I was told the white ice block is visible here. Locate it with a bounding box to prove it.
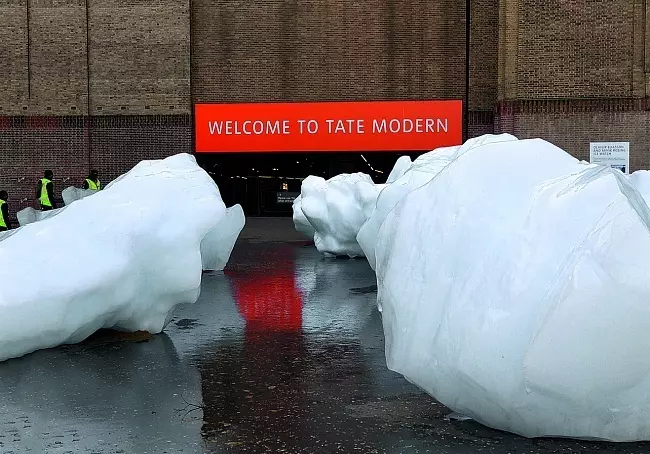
[299,173,380,257]
[0,153,243,361]
[376,137,650,441]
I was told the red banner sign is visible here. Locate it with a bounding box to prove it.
[194,100,462,153]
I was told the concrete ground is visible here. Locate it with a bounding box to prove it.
[0,217,649,453]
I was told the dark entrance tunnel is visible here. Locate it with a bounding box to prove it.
[194,152,419,216]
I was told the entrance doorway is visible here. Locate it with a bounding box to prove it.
[194,152,413,216]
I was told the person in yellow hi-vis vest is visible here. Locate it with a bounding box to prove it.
[36,170,56,211]
[82,169,101,191]
[0,190,9,231]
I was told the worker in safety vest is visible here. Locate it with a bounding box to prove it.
[36,170,56,211]
[82,169,101,191]
[0,190,9,231]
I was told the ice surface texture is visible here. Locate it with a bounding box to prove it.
[376,137,650,441]
[0,154,242,361]
[358,134,518,270]
[201,204,245,271]
[385,155,412,184]
[10,185,242,272]
[17,206,62,226]
[299,173,380,257]
[292,195,316,238]
[629,170,650,202]
[62,186,96,206]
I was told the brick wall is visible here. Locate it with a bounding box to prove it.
[498,0,642,101]
[495,99,650,170]
[0,0,88,116]
[494,0,649,168]
[0,115,191,223]
[89,0,191,115]
[0,0,190,116]
[469,0,498,111]
[191,0,468,103]
[89,115,192,179]
[0,116,88,221]
[0,0,192,222]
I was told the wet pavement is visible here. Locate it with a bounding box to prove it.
[1,218,650,453]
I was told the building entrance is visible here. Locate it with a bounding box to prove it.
[195,152,411,216]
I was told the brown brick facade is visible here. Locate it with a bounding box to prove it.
[494,0,650,169]
[495,98,650,170]
[2,0,650,220]
[0,0,190,116]
[191,0,468,103]
[502,0,638,99]
[0,115,191,220]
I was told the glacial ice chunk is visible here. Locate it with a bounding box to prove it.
[376,137,650,441]
[201,204,245,271]
[17,206,63,227]
[15,185,96,229]
[292,195,315,239]
[385,156,412,184]
[299,173,380,257]
[358,134,518,270]
[62,186,96,206]
[0,153,242,362]
[629,170,650,203]
[9,177,241,273]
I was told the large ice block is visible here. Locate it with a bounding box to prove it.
[299,173,380,257]
[358,134,518,270]
[0,153,242,362]
[376,137,650,441]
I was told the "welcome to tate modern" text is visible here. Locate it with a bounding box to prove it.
[208,118,449,136]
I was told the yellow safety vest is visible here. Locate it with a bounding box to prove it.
[40,178,52,207]
[0,200,6,228]
[85,179,101,191]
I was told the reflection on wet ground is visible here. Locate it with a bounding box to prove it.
[1,219,650,453]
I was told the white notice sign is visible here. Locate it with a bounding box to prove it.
[589,142,630,174]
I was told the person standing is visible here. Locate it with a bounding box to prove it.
[0,190,9,231]
[36,170,56,211]
[83,169,101,191]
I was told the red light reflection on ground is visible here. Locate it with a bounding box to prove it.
[226,260,303,333]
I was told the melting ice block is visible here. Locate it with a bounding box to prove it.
[14,186,94,229]
[0,153,243,362]
[62,186,96,206]
[629,170,650,202]
[376,137,650,441]
[201,204,245,271]
[292,195,316,239]
[291,156,412,245]
[17,206,63,226]
[385,155,412,184]
[358,134,518,270]
[299,173,380,257]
